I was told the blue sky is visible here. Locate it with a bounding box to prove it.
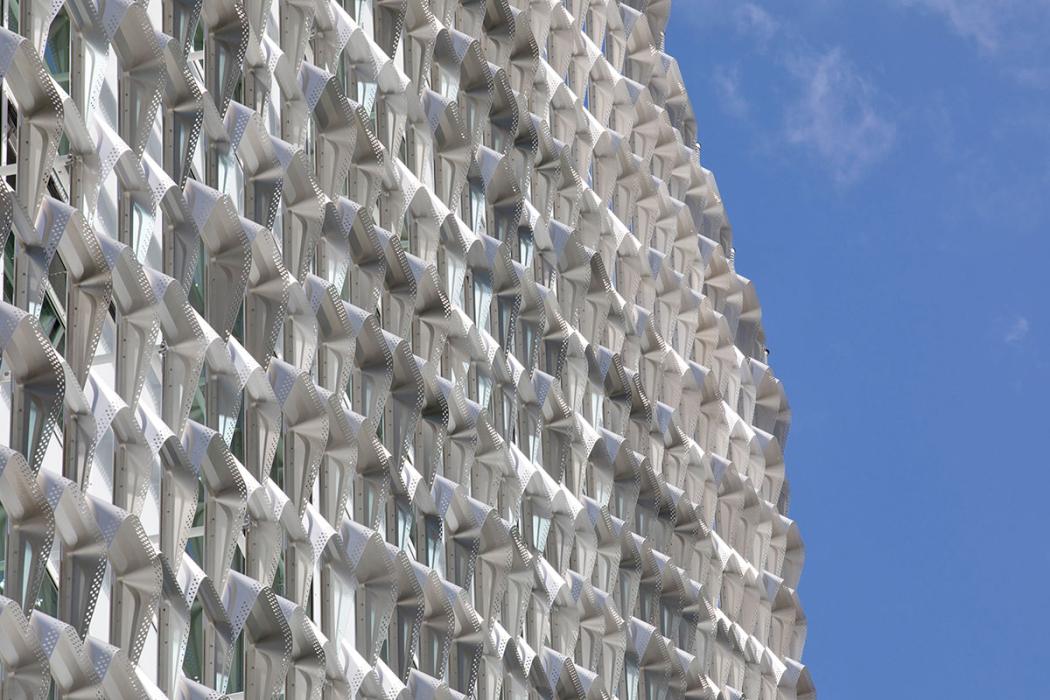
[666,2,1050,698]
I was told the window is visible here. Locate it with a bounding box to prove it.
[38,291,65,355]
[226,631,244,693]
[35,570,58,616]
[444,252,464,309]
[521,321,536,368]
[474,370,491,408]
[358,476,386,540]
[526,503,550,552]
[353,0,374,35]
[468,178,486,235]
[270,433,285,489]
[2,234,13,303]
[393,600,417,676]
[5,0,18,32]
[187,238,206,315]
[423,514,442,570]
[229,399,246,464]
[499,387,514,442]
[185,478,208,565]
[497,295,513,348]
[182,597,205,682]
[44,10,71,93]
[216,151,239,202]
[517,228,534,268]
[356,80,378,126]
[395,494,415,557]
[524,416,539,463]
[189,366,209,425]
[436,64,457,102]
[588,388,603,430]
[272,555,285,597]
[471,273,491,335]
[45,8,73,192]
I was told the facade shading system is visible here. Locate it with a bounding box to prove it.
[0,0,814,697]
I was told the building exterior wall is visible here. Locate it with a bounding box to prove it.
[0,0,813,697]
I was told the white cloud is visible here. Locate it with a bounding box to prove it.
[898,0,1050,85]
[734,3,780,43]
[671,1,898,185]
[713,65,749,117]
[784,48,897,184]
[1005,316,1030,344]
[898,0,1003,51]
[678,1,780,44]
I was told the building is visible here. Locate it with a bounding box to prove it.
[0,0,813,697]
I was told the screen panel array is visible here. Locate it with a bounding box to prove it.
[0,0,814,698]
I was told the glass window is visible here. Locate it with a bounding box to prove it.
[3,234,14,303]
[500,388,514,441]
[475,371,491,408]
[528,507,550,552]
[359,477,386,539]
[217,150,239,202]
[354,0,374,34]
[192,21,204,54]
[44,10,71,93]
[497,297,513,347]
[589,389,603,430]
[444,253,464,309]
[226,631,244,693]
[519,319,536,369]
[395,605,416,671]
[270,434,285,489]
[420,623,442,678]
[272,555,285,597]
[186,534,204,567]
[182,597,205,682]
[6,0,18,32]
[189,367,208,425]
[356,79,378,130]
[230,399,245,463]
[395,495,415,557]
[518,228,534,268]
[525,419,539,464]
[188,237,206,315]
[38,293,65,355]
[468,178,486,235]
[437,66,457,102]
[453,645,474,695]
[400,208,412,251]
[35,571,58,616]
[472,274,491,335]
[423,514,442,569]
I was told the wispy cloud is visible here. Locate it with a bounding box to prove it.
[784,49,897,185]
[1005,316,1031,344]
[898,0,1004,51]
[713,65,749,117]
[733,2,780,44]
[684,0,781,42]
[680,2,898,185]
[898,0,1050,84]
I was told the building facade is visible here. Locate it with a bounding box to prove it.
[0,0,813,697]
